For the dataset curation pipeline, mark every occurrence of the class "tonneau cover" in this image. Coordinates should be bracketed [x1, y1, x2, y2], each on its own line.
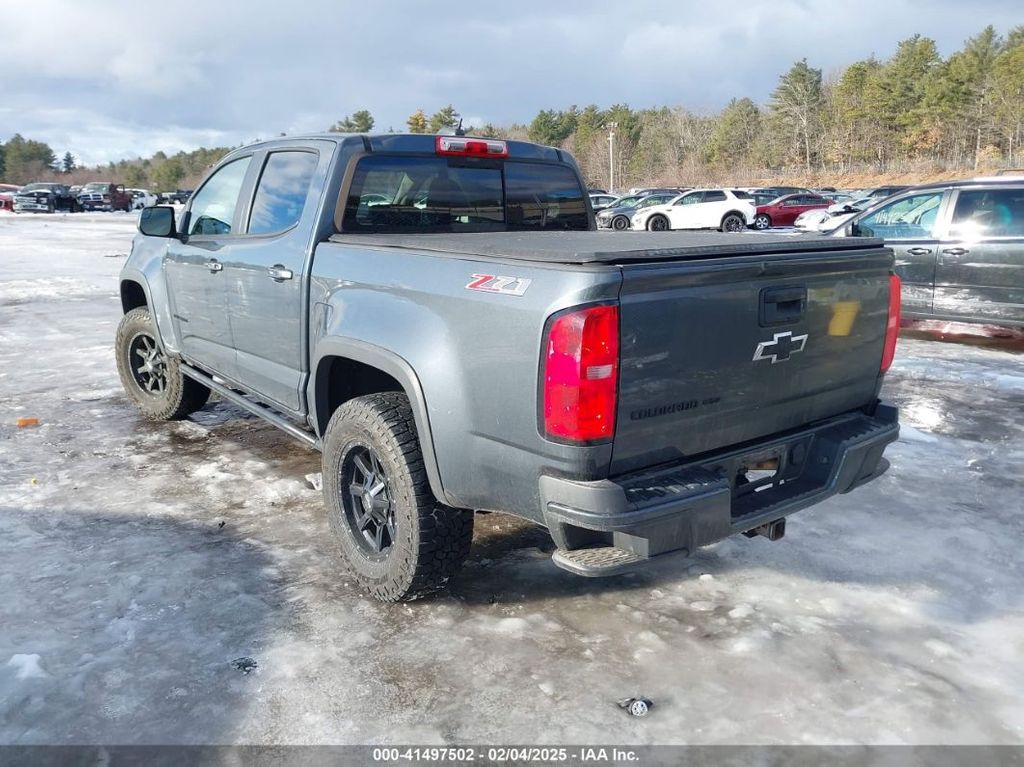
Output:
[326, 230, 884, 265]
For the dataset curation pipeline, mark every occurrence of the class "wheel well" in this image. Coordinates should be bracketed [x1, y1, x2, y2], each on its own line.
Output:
[314, 356, 404, 437]
[120, 280, 147, 313]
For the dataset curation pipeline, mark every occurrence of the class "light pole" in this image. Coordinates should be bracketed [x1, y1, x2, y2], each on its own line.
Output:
[607, 122, 618, 194]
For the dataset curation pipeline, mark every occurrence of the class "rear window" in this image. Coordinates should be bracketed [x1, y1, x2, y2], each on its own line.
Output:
[731, 190, 753, 199]
[950, 188, 1024, 238]
[341, 155, 588, 233]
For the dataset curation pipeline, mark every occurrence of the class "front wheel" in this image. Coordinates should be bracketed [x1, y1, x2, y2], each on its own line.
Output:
[720, 213, 745, 232]
[322, 392, 473, 602]
[612, 215, 629, 231]
[646, 215, 669, 232]
[753, 214, 772, 230]
[115, 307, 210, 420]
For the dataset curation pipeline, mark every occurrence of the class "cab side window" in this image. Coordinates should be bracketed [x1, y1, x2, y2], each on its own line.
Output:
[188, 157, 251, 236]
[248, 151, 319, 235]
[949, 189, 1024, 238]
[857, 192, 945, 240]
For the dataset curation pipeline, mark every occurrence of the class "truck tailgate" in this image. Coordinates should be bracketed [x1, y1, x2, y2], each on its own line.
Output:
[611, 246, 894, 475]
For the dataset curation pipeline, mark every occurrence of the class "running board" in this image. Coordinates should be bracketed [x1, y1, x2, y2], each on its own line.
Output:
[552, 546, 650, 577]
[181, 364, 321, 450]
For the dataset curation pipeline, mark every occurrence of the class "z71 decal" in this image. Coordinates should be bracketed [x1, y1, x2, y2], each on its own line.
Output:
[465, 274, 532, 297]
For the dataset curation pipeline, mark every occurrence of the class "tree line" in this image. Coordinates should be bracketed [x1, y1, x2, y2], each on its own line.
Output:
[3, 24, 1021, 191]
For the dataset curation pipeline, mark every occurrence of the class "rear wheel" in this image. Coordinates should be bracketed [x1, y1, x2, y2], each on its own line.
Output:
[720, 213, 745, 232]
[753, 214, 772, 230]
[115, 307, 210, 420]
[646, 215, 669, 232]
[322, 392, 473, 602]
[612, 215, 629, 231]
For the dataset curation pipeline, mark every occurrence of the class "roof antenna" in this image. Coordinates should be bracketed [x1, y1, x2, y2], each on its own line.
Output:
[454, 118, 466, 137]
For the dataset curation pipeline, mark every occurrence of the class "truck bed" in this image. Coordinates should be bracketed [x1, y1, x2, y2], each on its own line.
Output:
[327, 231, 884, 265]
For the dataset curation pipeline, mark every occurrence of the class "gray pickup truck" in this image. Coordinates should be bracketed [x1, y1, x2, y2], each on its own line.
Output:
[116, 133, 900, 601]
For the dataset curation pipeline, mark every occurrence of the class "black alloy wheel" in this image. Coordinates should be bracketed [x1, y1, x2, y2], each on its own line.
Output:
[342, 445, 397, 557]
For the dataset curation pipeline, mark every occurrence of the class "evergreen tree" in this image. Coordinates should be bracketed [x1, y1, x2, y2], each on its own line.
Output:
[3, 134, 57, 182]
[992, 44, 1024, 163]
[428, 105, 460, 133]
[769, 59, 824, 171]
[708, 98, 761, 166]
[151, 158, 185, 192]
[406, 109, 428, 134]
[122, 165, 146, 187]
[61, 151, 76, 174]
[867, 35, 940, 162]
[528, 107, 578, 146]
[329, 110, 375, 132]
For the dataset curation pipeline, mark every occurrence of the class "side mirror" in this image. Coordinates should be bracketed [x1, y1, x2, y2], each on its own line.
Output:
[139, 206, 178, 238]
[844, 221, 862, 238]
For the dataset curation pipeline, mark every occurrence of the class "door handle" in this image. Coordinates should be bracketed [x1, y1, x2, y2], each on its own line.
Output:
[206, 259, 223, 272]
[941, 248, 969, 256]
[906, 247, 932, 255]
[759, 286, 806, 326]
[267, 265, 293, 281]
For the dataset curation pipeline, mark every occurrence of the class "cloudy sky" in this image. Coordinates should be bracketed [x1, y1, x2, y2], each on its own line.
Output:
[3, 0, 1022, 166]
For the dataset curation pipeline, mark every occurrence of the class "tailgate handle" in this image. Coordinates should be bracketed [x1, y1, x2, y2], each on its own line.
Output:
[760, 286, 806, 326]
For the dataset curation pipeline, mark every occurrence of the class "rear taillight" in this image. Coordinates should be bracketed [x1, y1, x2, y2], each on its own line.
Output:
[435, 136, 509, 158]
[881, 273, 901, 373]
[542, 304, 619, 443]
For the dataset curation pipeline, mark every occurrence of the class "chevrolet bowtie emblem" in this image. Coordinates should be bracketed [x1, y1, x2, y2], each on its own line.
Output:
[753, 331, 808, 364]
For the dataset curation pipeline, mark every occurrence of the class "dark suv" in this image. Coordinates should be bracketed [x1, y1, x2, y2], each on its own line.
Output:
[839, 178, 1024, 327]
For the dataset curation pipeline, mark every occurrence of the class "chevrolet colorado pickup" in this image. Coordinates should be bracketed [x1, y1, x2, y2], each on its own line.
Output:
[117, 133, 900, 602]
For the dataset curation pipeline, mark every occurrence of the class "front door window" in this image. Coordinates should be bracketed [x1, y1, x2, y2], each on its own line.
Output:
[856, 192, 944, 240]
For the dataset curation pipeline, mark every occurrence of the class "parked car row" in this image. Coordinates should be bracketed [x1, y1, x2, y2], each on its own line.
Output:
[0, 182, 192, 214]
[589, 183, 913, 234]
[587, 176, 1022, 329]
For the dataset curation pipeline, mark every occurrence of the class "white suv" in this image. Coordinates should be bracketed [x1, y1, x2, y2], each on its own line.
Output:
[631, 189, 756, 232]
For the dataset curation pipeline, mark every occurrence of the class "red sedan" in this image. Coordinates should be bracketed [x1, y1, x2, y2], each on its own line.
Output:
[752, 193, 831, 229]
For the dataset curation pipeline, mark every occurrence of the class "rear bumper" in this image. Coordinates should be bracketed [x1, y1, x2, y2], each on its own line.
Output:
[540, 403, 898, 566]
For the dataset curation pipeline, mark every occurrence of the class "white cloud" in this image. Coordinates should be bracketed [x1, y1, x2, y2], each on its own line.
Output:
[1, 0, 1022, 165]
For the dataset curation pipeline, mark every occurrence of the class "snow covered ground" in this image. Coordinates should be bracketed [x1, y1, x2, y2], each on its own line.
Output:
[1, 213, 1022, 746]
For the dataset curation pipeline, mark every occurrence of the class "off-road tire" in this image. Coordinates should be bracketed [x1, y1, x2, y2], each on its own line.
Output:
[115, 307, 210, 420]
[323, 392, 473, 602]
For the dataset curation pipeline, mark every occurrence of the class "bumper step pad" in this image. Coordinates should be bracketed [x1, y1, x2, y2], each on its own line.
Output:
[551, 545, 649, 577]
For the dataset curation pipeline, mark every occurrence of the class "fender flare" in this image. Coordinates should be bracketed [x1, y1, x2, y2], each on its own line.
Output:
[311, 338, 451, 507]
[118, 269, 176, 352]
[119, 269, 151, 312]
